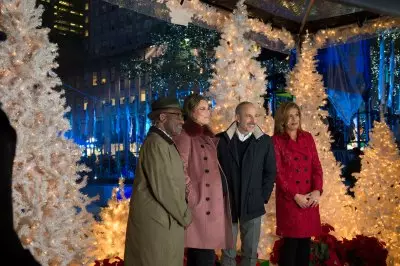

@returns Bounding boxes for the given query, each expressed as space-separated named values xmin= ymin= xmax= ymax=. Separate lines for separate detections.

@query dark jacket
xmin=217 ymin=122 xmax=276 ymax=223
xmin=124 ymin=126 xmax=191 ymax=266
xmin=0 ymin=107 xmax=41 ymax=265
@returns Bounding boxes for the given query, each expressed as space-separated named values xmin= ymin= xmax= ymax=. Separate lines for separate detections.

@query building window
xmin=85 ymin=3 xmax=89 ymax=10
xmin=84 ymin=101 xmax=88 ymax=110
xmin=85 ymin=16 xmax=89 ymax=23
xmin=111 ymin=98 xmax=116 ymax=106
xmin=85 ymin=30 xmax=89 ymax=37
xmin=92 ymin=72 xmax=98 ymax=86
xmin=140 ymin=90 xmax=146 ymax=102
xmin=120 ymin=97 xmax=125 ymax=105
xmin=101 ymin=69 xmax=107 ymax=84
xmin=130 ymin=96 xmax=135 ymax=103
xmin=59 ymin=1 xmax=72 ymax=7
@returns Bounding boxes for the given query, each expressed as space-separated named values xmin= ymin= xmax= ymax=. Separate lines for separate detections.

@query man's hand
xmin=308 ymin=190 xmax=321 ymax=207
xmin=294 ymin=194 xmax=310 ymax=209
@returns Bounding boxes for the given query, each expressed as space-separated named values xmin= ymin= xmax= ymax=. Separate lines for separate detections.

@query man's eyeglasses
xmin=163 ymin=112 xmax=184 ymax=120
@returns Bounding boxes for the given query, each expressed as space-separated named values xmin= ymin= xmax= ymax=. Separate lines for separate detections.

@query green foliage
xmin=122 ymin=23 xmax=220 ymax=94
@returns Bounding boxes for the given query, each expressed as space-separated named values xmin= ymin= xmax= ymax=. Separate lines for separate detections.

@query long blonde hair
xmin=273 ymin=102 xmax=302 ymax=135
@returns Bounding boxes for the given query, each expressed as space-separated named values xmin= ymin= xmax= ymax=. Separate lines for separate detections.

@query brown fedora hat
xmin=147 ymin=97 xmax=181 ymax=118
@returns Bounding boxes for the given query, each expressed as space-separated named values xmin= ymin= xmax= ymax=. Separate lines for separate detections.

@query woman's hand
xmin=294 ymin=194 xmax=310 ymax=209
xmin=308 ymin=190 xmax=321 ymax=207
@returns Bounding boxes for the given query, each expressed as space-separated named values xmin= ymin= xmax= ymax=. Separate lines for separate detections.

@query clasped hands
xmin=294 ymin=190 xmax=320 ymax=209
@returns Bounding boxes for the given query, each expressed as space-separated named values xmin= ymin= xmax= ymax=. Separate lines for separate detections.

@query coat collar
xmin=279 ymin=129 xmax=307 ymax=140
xmin=183 ymin=119 xmax=215 ymax=137
xmin=277 ymin=130 xmax=309 ymax=156
xmin=148 ymin=126 xmax=174 ymax=145
xmin=225 ymin=122 xmax=264 ymax=140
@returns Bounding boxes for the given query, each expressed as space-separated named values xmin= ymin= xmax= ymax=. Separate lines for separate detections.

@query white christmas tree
xmin=286 ymin=36 xmax=359 ymax=236
xmin=353 ymin=117 xmax=400 ymax=264
xmin=259 ymin=36 xmax=359 ymax=259
xmin=91 ymin=178 xmax=130 ymax=262
xmin=0 ymin=1 xmax=96 ymax=265
xmin=207 ymin=0 xmax=274 ymax=135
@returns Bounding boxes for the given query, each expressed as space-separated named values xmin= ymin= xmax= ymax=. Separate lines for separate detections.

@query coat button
xmin=205 ymin=169 xmax=210 ymax=173
xmin=206 ymin=197 xmax=210 ymax=201
xmin=294 ymin=157 xmax=299 ymax=161
xmin=206 ymin=183 xmax=210 ymax=187
xmin=296 ymin=180 xmax=300 ymax=184
xmin=296 ymin=168 xmax=300 ymax=173
xmin=206 ymin=211 xmax=211 ymax=215
xmin=204 ymin=156 xmax=208 ymax=160
xmin=304 ymin=167 xmax=308 ymax=172
xmin=306 ymin=180 xmax=310 ymax=184
xmin=304 ymin=156 xmax=308 ymax=160
xmin=201 ymin=144 xmax=205 ymax=148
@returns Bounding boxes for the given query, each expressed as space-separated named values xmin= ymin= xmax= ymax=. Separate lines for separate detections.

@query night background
xmin=37 ymin=0 xmax=400 ymax=211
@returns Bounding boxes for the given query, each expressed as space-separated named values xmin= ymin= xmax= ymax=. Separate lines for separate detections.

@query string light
xmin=313 ymin=17 xmax=400 ymax=49
xmin=260 ymin=34 xmax=360 ymax=259
xmin=91 ymin=178 xmax=130 ymax=262
xmin=207 ymin=0 xmax=274 ymax=137
xmin=353 ymin=120 xmax=400 ymax=264
xmin=161 ymin=0 xmax=295 ymax=51
xmin=0 ymin=0 xmax=97 ymax=265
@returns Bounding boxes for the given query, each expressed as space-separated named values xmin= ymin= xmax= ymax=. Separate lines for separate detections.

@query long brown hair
xmin=183 ymin=93 xmax=208 ymax=121
xmin=273 ymin=102 xmax=302 ymax=135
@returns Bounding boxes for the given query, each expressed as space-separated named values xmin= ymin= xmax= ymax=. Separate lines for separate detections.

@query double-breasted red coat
xmin=272 ymin=130 xmax=323 ymax=238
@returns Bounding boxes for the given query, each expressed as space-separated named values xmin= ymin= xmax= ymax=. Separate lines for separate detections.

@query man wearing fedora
xmin=124 ymin=98 xmax=192 ymax=266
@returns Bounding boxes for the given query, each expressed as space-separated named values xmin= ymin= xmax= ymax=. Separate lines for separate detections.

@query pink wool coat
xmin=272 ymin=130 xmax=323 ymax=238
xmin=173 ymin=119 xmax=234 ymax=249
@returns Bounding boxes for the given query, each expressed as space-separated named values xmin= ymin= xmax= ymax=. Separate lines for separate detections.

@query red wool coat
xmin=272 ymin=130 xmax=323 ymax=238
xmin=173 ymin=120 xmax=234 ymax=249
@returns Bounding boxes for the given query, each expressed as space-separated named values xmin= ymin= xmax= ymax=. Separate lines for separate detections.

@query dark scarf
xmin=182 ymin=118 xmax=214 ymax=137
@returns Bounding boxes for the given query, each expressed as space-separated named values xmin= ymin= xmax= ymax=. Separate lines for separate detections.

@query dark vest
xmin=232 ymin=133 xmax=254 ymax=221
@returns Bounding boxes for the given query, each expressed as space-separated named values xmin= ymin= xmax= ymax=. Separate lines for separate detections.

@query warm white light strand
xmin=353 ymin=119 xmax=400 ymax=264
xmin=0 ymin=1 xmax=96 ymax=265
xmin=206 ymin=0 xmax=274 ymax=135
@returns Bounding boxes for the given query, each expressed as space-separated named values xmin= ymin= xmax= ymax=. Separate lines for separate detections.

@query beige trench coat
xmin=124 ymin=127 xmax=192 ymax=266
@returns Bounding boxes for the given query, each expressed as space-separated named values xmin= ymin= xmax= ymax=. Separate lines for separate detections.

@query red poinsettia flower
xmin=269 ymin=238 xmax=285 ymax=264
xmin=321 ymin=223 xmax=335 ymax=234
xmin=94 ymin=257 xmax=124 ymax=266
xmin=341 ymin=235 xmax=388 ymax=266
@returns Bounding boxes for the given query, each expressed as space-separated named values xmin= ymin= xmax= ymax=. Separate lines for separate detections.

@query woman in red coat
xmin=173 ymin=94 xmax=233 ymax=266
xmin=272 ymin=102 xmax=323 ymax=266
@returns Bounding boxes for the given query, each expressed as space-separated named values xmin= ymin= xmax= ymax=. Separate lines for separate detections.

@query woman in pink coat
xmin=272 ymin=102 xmax=323 ymax=266
xmin=174 ymin=94 xmax=233 ymax=266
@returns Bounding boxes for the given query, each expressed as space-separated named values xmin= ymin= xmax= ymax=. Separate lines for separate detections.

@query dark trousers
xmin=279 ymin=237 xmax=311 ymax=266
xmin=187 ymin=248 xmax=215 ymax=266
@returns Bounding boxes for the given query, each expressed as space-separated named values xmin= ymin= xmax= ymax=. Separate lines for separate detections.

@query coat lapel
xmin=228 ymin=137 xmax=240 ymax=166
xmin=241 ymin=138 xmax=256 ymax=193
xmin=286 ymin=132 xmax=309 ymax=156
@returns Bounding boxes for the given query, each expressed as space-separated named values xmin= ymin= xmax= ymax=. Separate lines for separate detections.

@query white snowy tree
xmin=207 ymin=0 xmax=273 ymax=135
xmin=91 ymin=179 xmax=130 ymax=262
xmin=353 ymin=117 xmax=400 ymax=264
xmin=0 ymin=1 xmax=96 ymax=265
xmin=259 ymin=36 xmax=359 ymax=259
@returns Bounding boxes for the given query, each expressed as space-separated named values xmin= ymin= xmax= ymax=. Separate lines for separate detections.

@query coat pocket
xmin=147 ymin=205 xmax=170 ymax=229
xmin=247 ymin=188 xmax=265 ymax=213
xmin=187 ymin=182 xmax=201 ymax=209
